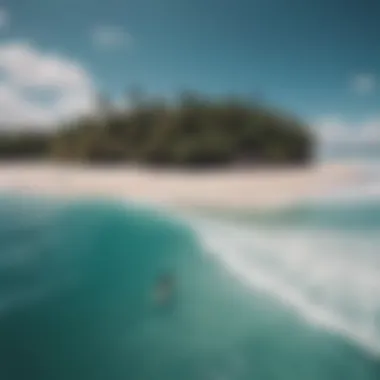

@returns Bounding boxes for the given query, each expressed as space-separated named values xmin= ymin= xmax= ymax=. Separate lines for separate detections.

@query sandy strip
xmin=0 ymin=162 xmax=360 ymax=210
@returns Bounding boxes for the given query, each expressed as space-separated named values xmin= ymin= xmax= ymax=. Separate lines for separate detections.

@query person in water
xmin=154 ymin=273 xmax=175 ymax=305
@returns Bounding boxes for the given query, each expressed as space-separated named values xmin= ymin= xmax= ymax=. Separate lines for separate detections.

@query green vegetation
xmin=0 ymin=91 xmax=314 ymax=167
xmin=0 ymin=132 xmax=51 ymax=160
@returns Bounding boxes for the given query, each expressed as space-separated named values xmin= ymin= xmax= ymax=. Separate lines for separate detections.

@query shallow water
xmin=0 ymin=188 xmax=380 ymax=379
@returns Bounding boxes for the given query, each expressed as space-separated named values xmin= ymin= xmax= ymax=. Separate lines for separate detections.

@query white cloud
xmin=91 ymin=25 xmax=132 ymax=49
xmin=0 ymin=8 xmax=10 ymax=29
xmin=0 ymin=42 xmax=96 ymax=129
xmin=350 ymin=73 xmax=376 ymax=95
xmin=314 ymin=115 xmax=380 ymax=144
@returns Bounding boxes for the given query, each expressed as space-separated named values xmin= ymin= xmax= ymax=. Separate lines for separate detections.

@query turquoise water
xmin=1 ymin=188 xmax=380 ymax=379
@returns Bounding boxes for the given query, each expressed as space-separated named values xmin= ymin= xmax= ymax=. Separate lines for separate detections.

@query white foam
xmin=184 ymin=215 xmax=380 ymax=356
xmin=126 ymin=161 xmax=380 ymax=355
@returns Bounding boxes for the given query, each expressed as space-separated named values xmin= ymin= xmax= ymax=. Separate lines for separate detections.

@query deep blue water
xmin=0 ymin=191 xmax=380 ymax=380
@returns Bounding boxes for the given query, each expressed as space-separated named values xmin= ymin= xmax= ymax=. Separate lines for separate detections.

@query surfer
xmin=153 ymin=273 xmax=175 ymax=305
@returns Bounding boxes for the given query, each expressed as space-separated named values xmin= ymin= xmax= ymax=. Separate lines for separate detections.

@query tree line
xmin=0 ymin=91 xmax=314 ymax=167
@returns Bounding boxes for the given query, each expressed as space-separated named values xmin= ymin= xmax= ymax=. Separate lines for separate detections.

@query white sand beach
xmin=0 ymin=162 xmax=359 ymax=210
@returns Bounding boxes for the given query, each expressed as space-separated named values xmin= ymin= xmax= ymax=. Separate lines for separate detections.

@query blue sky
xmin=0 ymin=0 xmax=379 ymax=141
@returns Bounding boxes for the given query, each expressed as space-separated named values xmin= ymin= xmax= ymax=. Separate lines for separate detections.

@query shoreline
xmin=0 ymin=162 xmax=360 ymax=211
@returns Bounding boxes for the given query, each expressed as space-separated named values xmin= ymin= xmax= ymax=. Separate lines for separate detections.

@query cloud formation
xmin=316 ymin=74 xmax=379 ymax=144
xmin=315 ymin=115 xmax=380 ymax=144
xmin=91 ymin=25 xmax=132 ymax=49
xmin=350 ymin=73 xmax=376 ymax=95
xmin=0 ymin=42 xmax=95 ymax=129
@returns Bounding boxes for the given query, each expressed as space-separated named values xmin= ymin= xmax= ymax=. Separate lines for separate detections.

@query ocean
xmin=1 ymin=160 xmax=380 ymax=379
